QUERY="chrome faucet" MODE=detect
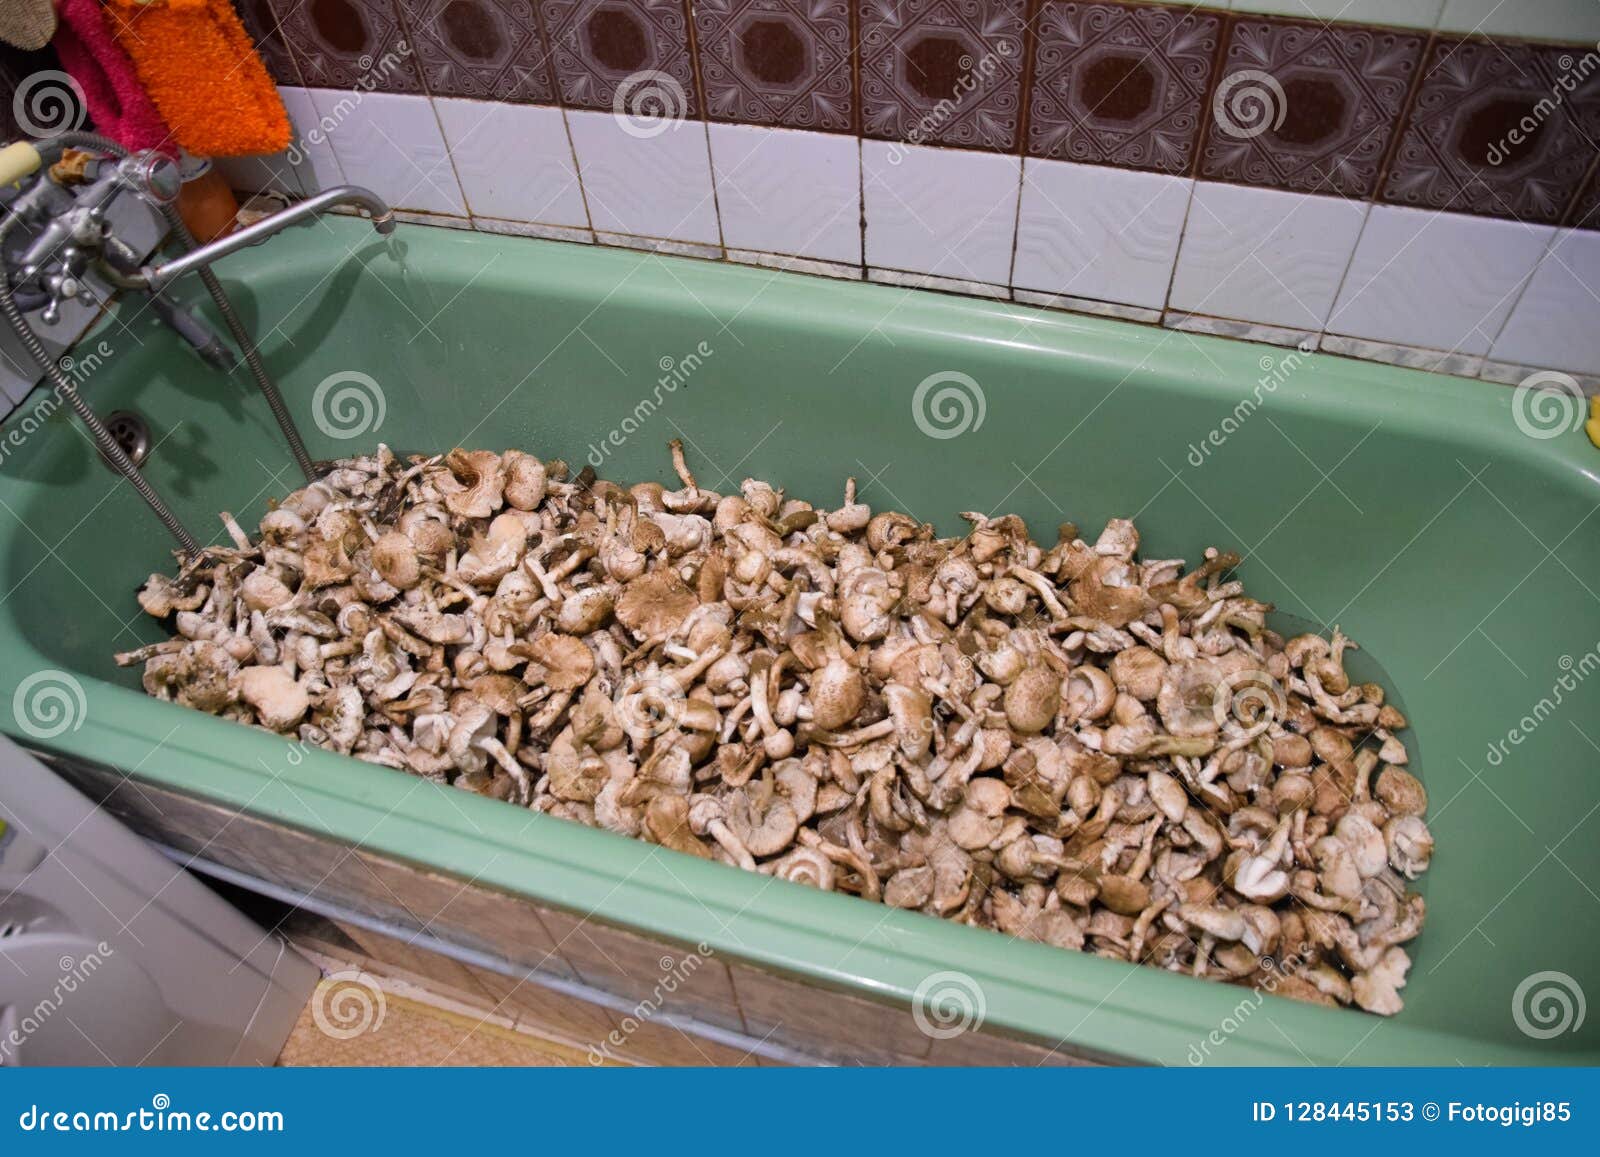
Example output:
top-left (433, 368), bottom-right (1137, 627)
top-left (125, 185), bottom-right (397, 294)
top-left (0, 132), bottom-right (398, 554)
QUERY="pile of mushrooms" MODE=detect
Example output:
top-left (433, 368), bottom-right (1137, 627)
top-left (123, 442), bottom-right (1434, 1015)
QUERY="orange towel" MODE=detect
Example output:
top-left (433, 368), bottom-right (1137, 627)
top-left (105, 0), bottom-right (291, 157)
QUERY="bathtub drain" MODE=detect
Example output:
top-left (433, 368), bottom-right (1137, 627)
top-left (99, 411), bottom-right (152, 470)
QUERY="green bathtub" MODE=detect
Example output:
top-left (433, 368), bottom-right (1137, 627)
top-left (1, 216), bottom-right (1595, 1066)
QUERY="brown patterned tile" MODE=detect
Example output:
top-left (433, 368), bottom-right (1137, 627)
top-left (236, 0), bottom-right (304, 86)
top-left (694, 0), bottom-right (853, 132)
top-left (860, 0), bottom-right (1028, 152)
top-left (1200, 18), bottom-right (1424, 198)
top-left (1381, 38), bottom-right (1600, 224)
top-left (1026, 1), bottom-right (1220, 175)
top-left (397, 0), bottom-right (557, 102)
top-left (272, 0), bottom-right (424, 92)
top-left (540, 0), bottom-right (698, 114)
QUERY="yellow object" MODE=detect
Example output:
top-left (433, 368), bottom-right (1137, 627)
top-left (0, 141), bottom-right (43, 187)
top-left (1586, 418), bottom-right (1600, 449)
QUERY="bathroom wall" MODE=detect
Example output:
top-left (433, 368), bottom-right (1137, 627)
top-left (5, 2), bottom-right (1600, 391)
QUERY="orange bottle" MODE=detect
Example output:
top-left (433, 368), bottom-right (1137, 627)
top-left (175, 154), bottom-right (238, 243)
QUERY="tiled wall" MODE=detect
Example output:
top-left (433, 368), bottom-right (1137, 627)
top-left (3, 4), bottom-right (1599, 385)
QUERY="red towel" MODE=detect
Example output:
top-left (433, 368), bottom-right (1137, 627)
top-left (52, 0), bottom-right (175, 154)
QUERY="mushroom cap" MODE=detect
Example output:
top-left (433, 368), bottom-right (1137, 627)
top-left (1374, 765), bottom-right (1428, 815)
top-left (502, 451), bottom-right (548, 511)
top-left (726, 791), bottom-right (799, 858)
top-left (809, 655), bottom-right (865, 731)
top-left (557, 586), bottom-right (614, 634)
top-left (773, 759), bottom-right (819, 824)
top-left (440, 449), bottom-right (506, 519)
top-left (525, 633), bottom-right (596, 691)
top-left (371, 531), bottom-right (422, 590)
top-left (643, 794), bottom-right (711, 859)
top-left (235, 665), bottom-right (309, 731)
top-left (771, 847), bottom-right (835, 890)
top-left (1004, 663), bottom-right (1061, 733)
top-left (1068, 556), bottom-right (1149, 627)
top-left (1109, 646), bottom-right (1167, 701)
top-left (1096, 875), bottom-right (1150, 916)
top-left (240, 568), bottom-right (294, 611)
top-left (1157, 659), bottom-right (1225, 737)
top-left (446, 702), bottom-right (496, 772)
top-left (615, 569), bottom-right (699, 639)
top-left (881, 866), bottom-right (932, 909)
top-left (468, 673), bottom-right (523, 715)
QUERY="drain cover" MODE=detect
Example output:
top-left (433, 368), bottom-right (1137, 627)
top-left (99, 410), bottom-right (152, 469)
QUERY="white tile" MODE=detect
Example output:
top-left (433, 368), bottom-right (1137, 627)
top-left (216, 153), bottom-right (306, 198)
top-left (1170, 182), bottom-right (1366, 330)
top-left (1490, 229), bottom-right (1600, 376)
top-left (1438, 0), bottom-right (1600, 41)
top-left (303, 89), bottom-right (465, 216)
top-left (862, 140), bottom-right (1020, 287)
top-left (1012, 159), bottom-right (1190, 310)
top-left (434, 98), bottom-right (588, 228)
top-left (565, 110), bottom-right (719, 245)
top-left (708, 124), bottom-right (860, 265)
top-left (1329, 205), bottom-right (1550, 356)
top-left (1232, 0), bottom-right (1441, 27)
top-left (278, 87), bottom-right (344, 192)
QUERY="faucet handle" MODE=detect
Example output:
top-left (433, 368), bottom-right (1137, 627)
top-left (119, 151), bottom-right (182, 205)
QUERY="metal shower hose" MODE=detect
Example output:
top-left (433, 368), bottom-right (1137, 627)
top-left (0, 131), bottom-right (319, 557)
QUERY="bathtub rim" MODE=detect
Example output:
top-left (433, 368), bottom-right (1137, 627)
top-left (2, 220), bottom-right (1596, 1068)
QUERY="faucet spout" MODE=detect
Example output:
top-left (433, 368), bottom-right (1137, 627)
top-left (135, 184), bottom-right (395, 292)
